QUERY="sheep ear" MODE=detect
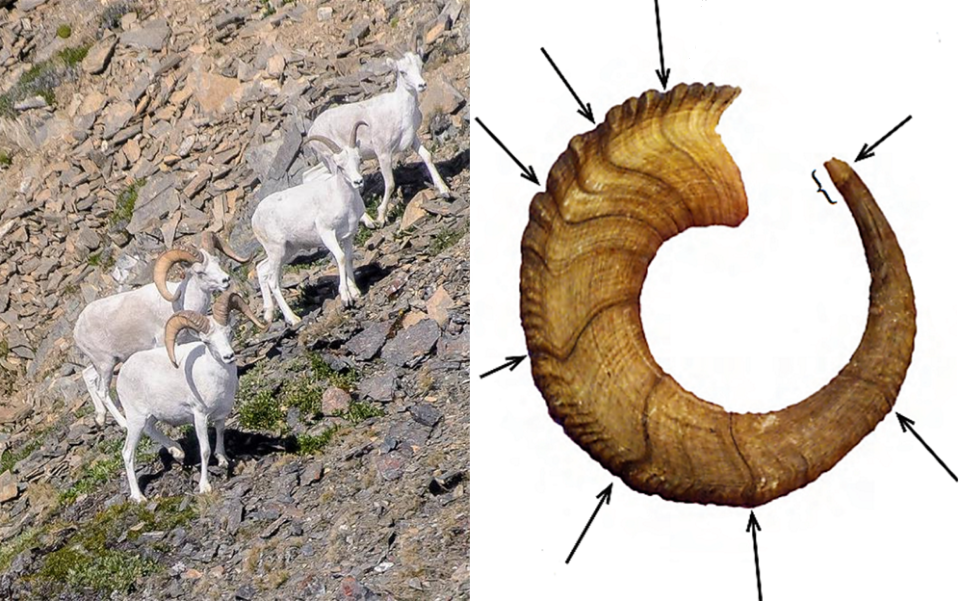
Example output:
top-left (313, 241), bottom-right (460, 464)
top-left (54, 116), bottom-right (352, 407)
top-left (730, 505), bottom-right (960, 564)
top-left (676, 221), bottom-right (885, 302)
top-left (315, 150), bottom-right (337, 175)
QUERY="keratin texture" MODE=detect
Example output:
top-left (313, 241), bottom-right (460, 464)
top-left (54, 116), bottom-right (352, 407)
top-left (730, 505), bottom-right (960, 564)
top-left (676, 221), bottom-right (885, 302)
top-left (519, 83), bottom-right (916, 507)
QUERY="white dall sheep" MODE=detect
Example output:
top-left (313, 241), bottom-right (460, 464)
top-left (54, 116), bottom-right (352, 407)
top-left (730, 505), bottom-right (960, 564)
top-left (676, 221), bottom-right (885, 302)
top-left (116, 291), bottom-right (264, 502)
top-left (307, 46), bottom-right (451, 227)
top-left (74, 232), bottom-right (249, 430)
top-left (252, 126), bottom-right (368, 326)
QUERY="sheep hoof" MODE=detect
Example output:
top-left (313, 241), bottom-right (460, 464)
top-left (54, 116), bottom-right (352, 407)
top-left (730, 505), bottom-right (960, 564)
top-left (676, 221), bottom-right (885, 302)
top-left (170, 447), bottom-right (185, 461)
top-left (95, 412), bottom-right (106, 427)
top-left (198, 481), bottom-right (212, 494)
top-left (440, 189), bottom-right (453, 199)
top-left (131, 493), bottom-right (147, 504)
top-left (216, 453), bottom-right (229, 467)
top-left (287, 315), bottom-right (302, 327)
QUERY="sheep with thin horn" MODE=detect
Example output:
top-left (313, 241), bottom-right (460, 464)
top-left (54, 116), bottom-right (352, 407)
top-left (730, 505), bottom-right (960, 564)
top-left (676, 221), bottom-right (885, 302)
top-left (251, 122), bottom-right (369, 325)
top-left (115, 291), bottom-right (265, 502)
top-left (306, 28), bottom-right (451, 228)
top-left (73, 232), bottom-right (249, 431)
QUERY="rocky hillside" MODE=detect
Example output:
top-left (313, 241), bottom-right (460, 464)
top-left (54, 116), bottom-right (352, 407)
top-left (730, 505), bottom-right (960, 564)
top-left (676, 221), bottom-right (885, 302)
top-left (0, 0), bottom-right (469, 598)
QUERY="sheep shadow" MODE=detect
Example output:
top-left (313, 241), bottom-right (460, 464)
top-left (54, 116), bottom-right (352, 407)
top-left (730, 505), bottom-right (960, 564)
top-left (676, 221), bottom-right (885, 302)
top-left (292, 261), bottom-right (391, 316)
top-left (360, 147), bottom-right (469, 202)
top-left (136, 428), bottom-right (294, 492)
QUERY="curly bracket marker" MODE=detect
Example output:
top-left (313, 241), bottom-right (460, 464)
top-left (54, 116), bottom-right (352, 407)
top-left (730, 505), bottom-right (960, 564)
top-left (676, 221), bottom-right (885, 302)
top-left (812, 169), bottom-right (836, 204)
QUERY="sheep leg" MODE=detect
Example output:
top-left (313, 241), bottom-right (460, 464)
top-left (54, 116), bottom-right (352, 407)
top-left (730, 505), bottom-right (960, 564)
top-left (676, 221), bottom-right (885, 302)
top-left (374, 150), bottom-right (396, 227)
top-left (256, 258), bottom-right (276, 323)
top-left (94, 360), bottom-right (127, 428)
top-left (269, 255), bottom-right (301, 326)
top-left (192, 412), bottom-right (212, 494)
top-left (319, 229), bottom-right (357, 307)
top-left (122, 416), bottom-right (147, 503)
top-left (143, 417), bottom-right (184, 462)
top-left (342, 236), bottom-right (361, 299)
top-left (81, 366), bottom-right (108, 427)
top-left (214, 419), bottom-right (229, 467)
top-left (412, 136), bottom-right (452, 199)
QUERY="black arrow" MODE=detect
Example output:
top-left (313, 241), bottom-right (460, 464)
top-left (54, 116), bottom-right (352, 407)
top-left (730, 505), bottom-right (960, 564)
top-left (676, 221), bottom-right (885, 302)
top-left (855, 115), bottom-right (912, 162)
top-left (540, 47), bottom-right (594, 124)
top-left (896, 412), bottom-right (958, 482)
top-left (565, 483), bottom-right (612, 564)
top-left (479, 355), bottom-right (527, 379)
top-left (746, 511), bottom-right (763, 601)
top-left (474, 117), bottom-right (539, 185)
top-left (653, 0), bottom-right (670, 89)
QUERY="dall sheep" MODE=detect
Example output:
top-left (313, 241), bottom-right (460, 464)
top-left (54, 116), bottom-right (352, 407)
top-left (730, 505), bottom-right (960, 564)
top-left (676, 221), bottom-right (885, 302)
top-left (116, 291), bottom-right (264, 502)
top-left (251, 125), bottom-right (368, 326)
top-left (74, 232), bottom-right (248, 429)
top-left (307, 42), bottom-right (451, 227)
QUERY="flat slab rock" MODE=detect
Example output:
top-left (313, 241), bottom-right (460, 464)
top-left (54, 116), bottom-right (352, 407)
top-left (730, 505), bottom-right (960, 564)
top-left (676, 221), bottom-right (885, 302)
top-left (381, 319), bottom-right (440, 367)
top-left (344, 321), bottom-right (391, 361)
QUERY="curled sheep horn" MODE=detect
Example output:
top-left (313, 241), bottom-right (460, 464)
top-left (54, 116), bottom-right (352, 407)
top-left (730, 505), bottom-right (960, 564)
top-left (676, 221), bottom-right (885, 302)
top-left (304, 135), bottom-right (342, 155)
top-left (212, 290), bottom-right (266, 330)
top-left (201, 231), bottom-right (250, 264)
top-left (351, 121), bottom-right (369, 149)
top-left (164, 310), bottom-right (210, 368)
top-left (154, 246), bottom-right (203, 302)
top-left (519, 83), bottom-right (916, 507)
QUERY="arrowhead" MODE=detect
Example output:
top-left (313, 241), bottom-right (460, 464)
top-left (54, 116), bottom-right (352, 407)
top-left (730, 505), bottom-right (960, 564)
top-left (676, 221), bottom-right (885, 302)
top-left (577, 103), bottom-right (595, 124)
top-left (656, 68), bottom-right (671, 90)
top-left (855, 143), bottom-right (874, 162)
top-left (520, 166), bottom-right (540, 186)
top-left (746, 510), bottom-right (761, 533)
top-left (597, 483), bottom-right (613, 504)
top-left (505, 355), bottom-right (527, 371)
top-left (895, 412), bottom-right (915, 433)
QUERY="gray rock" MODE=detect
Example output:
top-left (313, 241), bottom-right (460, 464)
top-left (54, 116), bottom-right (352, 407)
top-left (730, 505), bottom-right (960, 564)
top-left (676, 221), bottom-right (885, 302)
top-left (120, 19), bottom-right (171, 52)
top-left (344, 321), bottom-right (391, 361)
top-left (321, 387), bottom-right (351, 415)
top-left (357, 370), bottom-right (396, 403)
top-left (346, 20), bottom-right (371, 44)
top-left (102, 101), bottom-right (135, 139)
top-left (300, 461), bottom-right (323, 486)
top-left (437, 324), bottom-right (468, 361)
top-left (266, 125), bottom-right (304, 182)
top-left (381, 319), bottom-right (440, 367)
top-left (82, 35), bottom-right (118, 75)
top-left (235, 583), bottom-right (256, 600)
top-left (0, 470), bottom-right (18, 503)
top-left (409, 403), bottom-right (441, 427)
top-left (127, 174), bottom-right (180, 235)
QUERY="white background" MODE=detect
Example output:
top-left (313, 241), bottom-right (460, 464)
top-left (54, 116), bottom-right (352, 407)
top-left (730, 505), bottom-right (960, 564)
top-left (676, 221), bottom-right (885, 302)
top-left (472, 1), bottom-right (958, 599)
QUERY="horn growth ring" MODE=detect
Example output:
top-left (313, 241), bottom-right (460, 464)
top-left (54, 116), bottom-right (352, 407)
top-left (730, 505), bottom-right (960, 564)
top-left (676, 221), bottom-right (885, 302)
top-left (519, 83), bottom-right (916, 507)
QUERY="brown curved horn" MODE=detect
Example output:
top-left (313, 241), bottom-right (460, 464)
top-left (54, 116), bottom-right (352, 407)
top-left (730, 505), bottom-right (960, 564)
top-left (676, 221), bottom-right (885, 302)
top-left (153, 246), bottom-right (203, 302)
top-left (351, 121), bottom-right (368, 149)
top-left (519, 83), bottom-right (916, 508)
top-left (304, 135), bottom-right (341, 155)
top-left (164, 310), bottom-right (210, 367)
top-left (212, 291), bottom-right (266, 330)
top-left (201, 231), bottom-right (249, 264)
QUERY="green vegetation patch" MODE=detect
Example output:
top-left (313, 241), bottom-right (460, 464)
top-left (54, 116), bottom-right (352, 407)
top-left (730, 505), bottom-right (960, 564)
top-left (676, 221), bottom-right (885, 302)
top-left (309, 352), bottom-right (359, 391)
top-left (293, 426), bottom-right (340, 455)
top-left (0, 525), bottom-right (43, 572)
top-left (0, 437), bottom-right (43, 475)
top-left (429, 224), bottom-right (467, 256)
top-left (60, 438), bottom-right (154, 505)
top-left (110, 178), bottom-right (145, 225)
top-left (354, 224), bottom-right (373, 246)
top-left (32, 497), bottom-right (194, 596)
top-left (0, 150), bottom-right (11, 167)
top-left (56, 24), bottom-right (73, 39)
top-left (0, 43), bottom-right (91, 117)
top-left (341, 401), bottom-right (385, 425)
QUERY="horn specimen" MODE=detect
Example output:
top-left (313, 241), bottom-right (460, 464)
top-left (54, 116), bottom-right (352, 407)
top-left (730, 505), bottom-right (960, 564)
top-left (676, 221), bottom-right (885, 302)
top-left (212, 290), bottom-right (266, 329)
top-left (519, 83), bottom-right (916, 507)
top-left (154, 246), bottom-right (203, 302)
top-left (164, 310), bottom-right (210, 367)
top-left (351, 121), bottom-right (369, 149)
top-left (201, 231), bottom-right (250, 264)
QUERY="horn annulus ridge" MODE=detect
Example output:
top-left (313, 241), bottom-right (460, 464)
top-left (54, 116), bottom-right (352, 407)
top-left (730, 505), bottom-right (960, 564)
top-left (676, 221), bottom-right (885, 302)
top-left (519, 83), bottom-right (916, 507)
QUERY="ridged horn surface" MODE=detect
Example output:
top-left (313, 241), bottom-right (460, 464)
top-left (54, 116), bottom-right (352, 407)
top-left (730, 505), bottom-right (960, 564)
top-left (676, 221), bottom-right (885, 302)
top-left (212, 290), bottom-right (266, 329)
top-left (164, 311), bottom-right (210, 368)
top-left (154, 246), bottom-right (203, 302)
top-left (519, 83), bottom-right (916, 507)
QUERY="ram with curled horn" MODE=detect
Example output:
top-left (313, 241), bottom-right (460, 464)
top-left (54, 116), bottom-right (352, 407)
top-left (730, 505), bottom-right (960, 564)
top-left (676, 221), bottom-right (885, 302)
top-left (74, 231), bottom-right (247, 430)
top-left (306, 25), bottom-right (452, 227)
top-left (251, 122), bottom-right (370, 325)
top-left (520, 83), bottom-right (916, 507)
top-left (114, 290), bottom-right (265, 503)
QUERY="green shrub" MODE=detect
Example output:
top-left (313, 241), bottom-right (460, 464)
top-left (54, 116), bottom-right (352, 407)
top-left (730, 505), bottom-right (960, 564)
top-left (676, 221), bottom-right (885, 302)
top-left (429, 225), bottom-right (467, 255)
top-left (238, 389), bottom-right (283, 431)
top-left (354, 225), bottom-right (373, 246)
top-left (308, 352), bottom-right (359, 391)
top-left (56, 44), bottom-right (90, 67)
top-left (342, 401), bottom-right (385, 425)
top-left (0, 150), bottom-right (11, 167)
top-left (294, 426), bottom-right (340, 455)
top-left (110, 179), bottom-right (145, 225)
top-left (280, 376), bottom-right (324, 419)
top-left (56, 24), bottom-right (72, 39)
